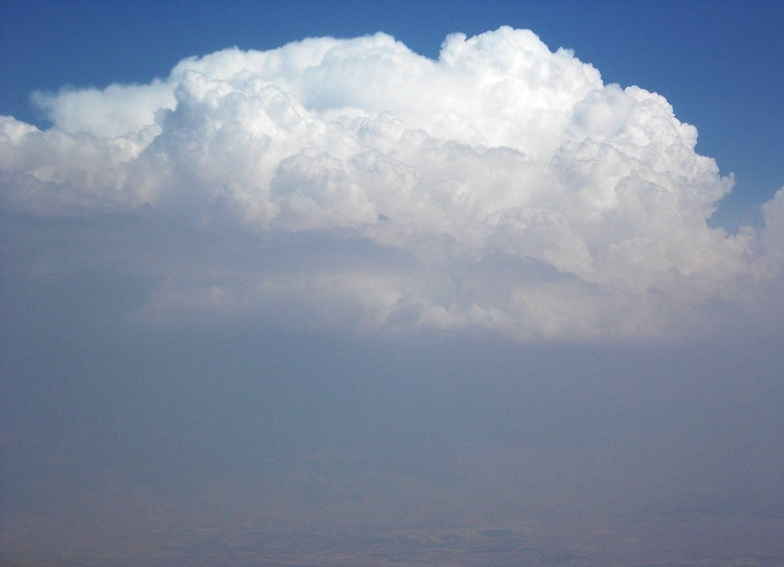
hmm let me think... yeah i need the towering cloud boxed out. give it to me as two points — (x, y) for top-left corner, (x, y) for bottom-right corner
(1, 27), (782, 340)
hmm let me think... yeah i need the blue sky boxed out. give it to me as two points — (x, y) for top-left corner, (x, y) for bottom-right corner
(2, 0), (783, 229)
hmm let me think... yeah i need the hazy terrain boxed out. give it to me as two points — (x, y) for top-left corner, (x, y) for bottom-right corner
(2, 253), (783, 565)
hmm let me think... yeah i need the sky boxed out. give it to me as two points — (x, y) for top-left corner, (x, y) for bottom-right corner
(1, 1), (784, 565)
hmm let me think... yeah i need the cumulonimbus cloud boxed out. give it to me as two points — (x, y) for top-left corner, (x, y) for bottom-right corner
(1, 27), (782, 340)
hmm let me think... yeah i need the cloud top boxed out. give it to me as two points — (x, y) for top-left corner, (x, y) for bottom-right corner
(1, 27), (782, 340)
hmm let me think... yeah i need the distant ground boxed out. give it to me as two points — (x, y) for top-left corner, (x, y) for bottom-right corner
(3, 512), (784, 566)
(2, 444), (783, 567)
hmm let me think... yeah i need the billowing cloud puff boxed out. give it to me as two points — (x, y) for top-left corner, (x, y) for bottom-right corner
(1, 27), (782, 340)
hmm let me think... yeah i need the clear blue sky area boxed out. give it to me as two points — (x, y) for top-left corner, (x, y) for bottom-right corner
(2, 0), (782, 229)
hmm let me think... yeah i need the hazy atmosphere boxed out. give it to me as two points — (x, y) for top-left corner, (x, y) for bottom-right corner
(2, 2), (783, 565)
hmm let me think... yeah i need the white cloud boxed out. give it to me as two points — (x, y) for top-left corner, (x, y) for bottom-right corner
(1, 27), (782, 340)
(31, 79), (175, 138)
